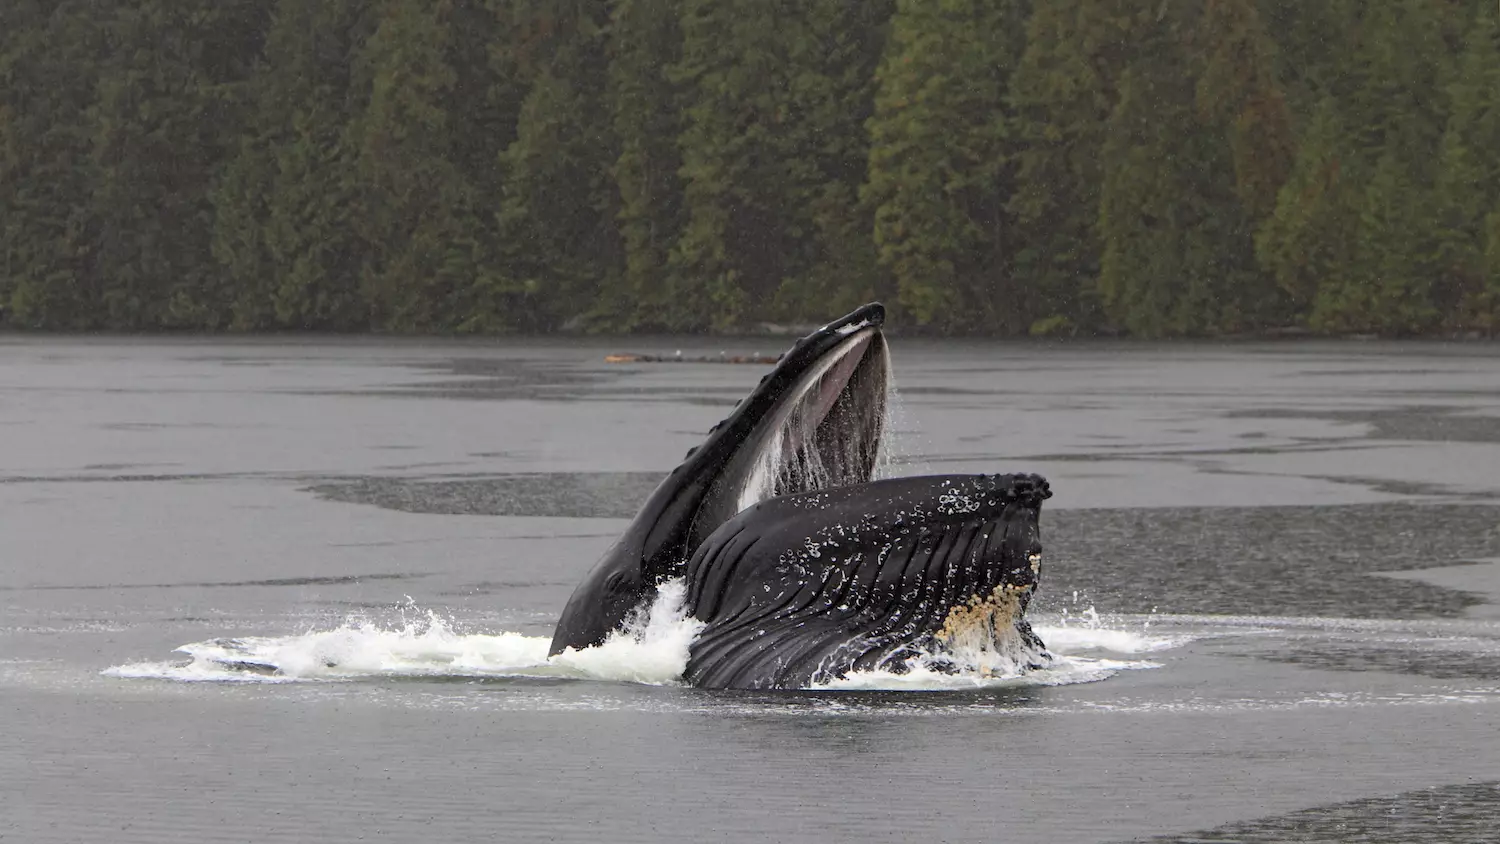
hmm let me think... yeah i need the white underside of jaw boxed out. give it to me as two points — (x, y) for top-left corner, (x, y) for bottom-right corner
(734, 329), (882, 514)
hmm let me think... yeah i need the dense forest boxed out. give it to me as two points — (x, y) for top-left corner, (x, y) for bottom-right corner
(2, 0), (1498, 336)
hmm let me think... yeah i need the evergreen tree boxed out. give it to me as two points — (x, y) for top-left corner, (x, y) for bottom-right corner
(1256, 98), (1358, 311)
(1299, 0), (1449, 332)
(0, 1), (109, 327)
(1341, 0), (1448, 174)
(213, 0), (374, 329)
(433, 0), (530, 332)
(1429, 3), (1500, 328)
(1484, 207), (1500, 332)
(86, 0), (273, 329)
(350, 0), (492, 331)
(1196, 0), (1295, 222)
(862, 0), (1028, 333)
(1097, 8), (1271, 337)
(495, 0), (621, 332)
(1256, 0), (1361, 113)
(771, 0), (892, 325)
(2, 0), (1494, 335)
(605, 0), (684, 330)
(1311, 148), (1438, 333)
(670, 0), (891, 330)
(1007, 0), (1142, 333)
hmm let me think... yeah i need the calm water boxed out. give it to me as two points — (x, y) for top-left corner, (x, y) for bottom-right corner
(4, 335), (1500, 843)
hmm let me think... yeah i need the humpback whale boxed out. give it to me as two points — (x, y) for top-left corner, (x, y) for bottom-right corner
(551, 304), (1053, 689)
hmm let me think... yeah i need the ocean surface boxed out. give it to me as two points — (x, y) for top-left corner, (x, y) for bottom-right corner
(3, 334), (1499, 843)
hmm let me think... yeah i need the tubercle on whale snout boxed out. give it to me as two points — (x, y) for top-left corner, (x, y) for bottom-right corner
(985, 473), (1051, 507)
(924, 473), (1050, 520)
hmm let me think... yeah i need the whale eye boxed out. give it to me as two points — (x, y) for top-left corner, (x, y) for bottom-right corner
(604, 571), (628, 594)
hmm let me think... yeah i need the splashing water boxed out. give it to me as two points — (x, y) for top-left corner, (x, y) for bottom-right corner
(874, 375), (930, 480)
(104, 581), (1179, 691)
(104, 582), (701, 686)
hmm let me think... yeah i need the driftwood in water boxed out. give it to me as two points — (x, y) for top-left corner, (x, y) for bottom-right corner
(604, 352), (779, 365)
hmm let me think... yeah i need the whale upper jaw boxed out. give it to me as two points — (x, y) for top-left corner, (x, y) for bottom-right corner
(549, 304), (892, 655)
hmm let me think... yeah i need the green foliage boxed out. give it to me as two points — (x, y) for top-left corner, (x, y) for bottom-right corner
(1311, 148), (1439, 334)
(85, 0), (273, 329)
(348, 0), (530, 333)
(1429, 3), (1500, 328)
(213, 0), (373, 330)
(1196, 0), (1295, 222)
(1256, 98), (1357, 309)
(2, 0), (1498, 336)
(1484, 207), (1500, 332)
(1007, 0), (1141, 331)
(862, 0), (1026, 332)
(607, 0), (685, 330)
(0, 1), (109, 327)
(1282, 0), (1452, 333)
(1097, 15), (1273, 339)
(1257, 0), (1361, 112)
(669, 0), (891, 331)
(496, 1), (620, 332)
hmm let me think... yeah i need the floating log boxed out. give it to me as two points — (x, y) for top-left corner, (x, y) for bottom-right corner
(604, 352), (779, 365)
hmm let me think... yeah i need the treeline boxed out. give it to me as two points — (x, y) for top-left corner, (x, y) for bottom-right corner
(2, 0), (1498, 336)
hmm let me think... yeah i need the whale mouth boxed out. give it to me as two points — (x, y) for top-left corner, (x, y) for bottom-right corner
(550, 303), (895, 656)
(730, 325), (889, 513)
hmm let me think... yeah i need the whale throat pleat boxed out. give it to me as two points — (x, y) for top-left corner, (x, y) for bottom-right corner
(683, 508), (1028, 689)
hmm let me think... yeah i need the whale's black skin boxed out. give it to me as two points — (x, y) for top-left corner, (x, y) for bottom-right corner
(682, 473), (1052, 690)
(548, 302), (1055, 689)
(549, 303), (891, 655)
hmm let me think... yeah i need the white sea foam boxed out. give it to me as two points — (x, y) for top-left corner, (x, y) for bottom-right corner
(817, 611), (1181, 691)
(816, 655), (1154, 691)
(103, 585), (1186, 691)
(104, 582), (700, 686)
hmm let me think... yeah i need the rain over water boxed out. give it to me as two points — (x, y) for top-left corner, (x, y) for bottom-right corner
(5, 335), (1500, 842)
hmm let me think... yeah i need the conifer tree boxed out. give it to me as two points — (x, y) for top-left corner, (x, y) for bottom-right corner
(1296, 0), (1449, 332)
(2, 0), (1495, 334)
(1007, 0), (1141, 333)
(495, 0), (621, 331)
(86, 0), (273, 328)
(1429, 3), (1500, 327)
(670, 0), (891, 330)
(213, 0), (374, 329)
(1342, 0), (1448, 174)
(351, 0), (489, 331)
(1195, 0), (1294, 222)
(1097, 8), (1269, 338)
(1255, 0), (1360, 113)
(1484, 208), (1500, 332)
(1311, 148), (1438, 333)
(1256, 98), (1358, 311)
(770, 0), (893, 325)
(605, 0), (684, 329)
(0, 1), (109, 327)
(862, 0), (1027, 332)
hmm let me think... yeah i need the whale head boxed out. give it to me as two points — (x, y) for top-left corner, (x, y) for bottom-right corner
(550, 303), (892, 654)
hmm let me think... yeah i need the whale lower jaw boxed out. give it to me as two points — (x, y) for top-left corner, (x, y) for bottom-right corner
(680, 474), (1052, 691)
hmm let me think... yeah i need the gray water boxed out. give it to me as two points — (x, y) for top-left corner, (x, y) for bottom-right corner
(4, 335), (1500, 843)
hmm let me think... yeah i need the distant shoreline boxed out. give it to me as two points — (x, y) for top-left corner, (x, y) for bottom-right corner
(0, 328), (1494, 344)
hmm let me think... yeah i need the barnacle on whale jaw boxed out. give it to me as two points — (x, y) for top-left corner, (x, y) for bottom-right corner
(929, 579), (1052, 677)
